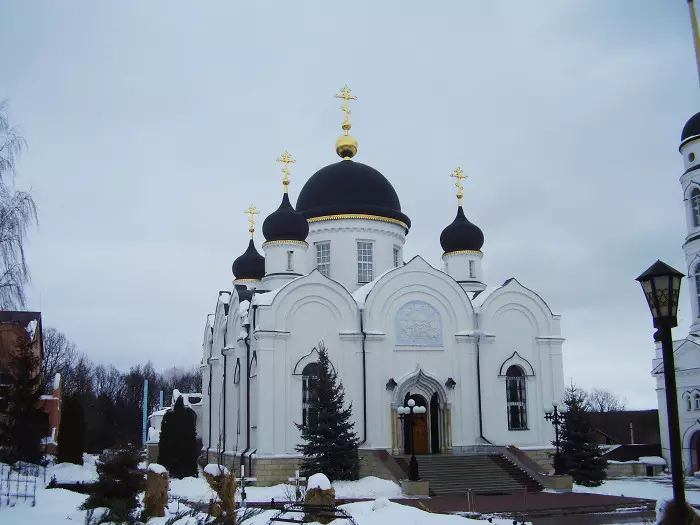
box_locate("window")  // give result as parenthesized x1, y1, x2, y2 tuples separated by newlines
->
(693, 188, 700, 227)
(688, 395, 693, 412)
(287, 251, 294, 272)
(469, 260, 475, 279)
(316, 242, 330, 278)
(691, 152, 696, 163)
(357, 241, 373, 283)
(695, 392, 700, 411)
(302, 362, 321, 427)
(506, 365, 527, 430)
(393, 246, 400, 268)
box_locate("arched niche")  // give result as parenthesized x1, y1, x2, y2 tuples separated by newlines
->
(498, 351, 536, 377)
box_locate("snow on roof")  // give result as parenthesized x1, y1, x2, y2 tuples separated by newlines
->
(471, 285, 498, 308)
(53, 373, 61, 391)
(639, 456, 666, 466)
(252, 276, 304, 307)
(219, 292, 231, 304)
(239, 300, 250, 317)
(352, 268, 396, 309)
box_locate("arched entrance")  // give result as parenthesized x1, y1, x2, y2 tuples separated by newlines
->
(392, 369, 451, 455)
(690, 431, 700, 473)
(403, 394, 429, 455)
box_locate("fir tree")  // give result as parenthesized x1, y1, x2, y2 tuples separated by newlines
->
(157, 396, 199, 479)
(295, 342, 359, 481)
(56, 393, 85, 465)
(82, 446, 145, 523)
(559, 385, 607, 487)
(0, 335, 44, 464)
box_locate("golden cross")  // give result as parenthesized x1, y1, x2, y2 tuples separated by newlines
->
(244, 204, 260, 238)
(450, 167, 468, 206)
(334, 85, 357, 134)
(276, 151, 296, 193)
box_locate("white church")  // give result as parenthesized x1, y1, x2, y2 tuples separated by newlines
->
(654, 111, 700, 474)
(200, 88, 565, 484)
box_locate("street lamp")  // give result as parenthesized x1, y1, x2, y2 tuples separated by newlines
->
(544, 402, 568, 475)
(637, 260, 685, 515)
(397, 398, 427, 481)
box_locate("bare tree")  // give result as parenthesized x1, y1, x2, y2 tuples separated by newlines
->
(40, 327, 77, 393)
(587, 388, 627, 412)
(0, 101, 37, 309)
(62, 356, 94, 397)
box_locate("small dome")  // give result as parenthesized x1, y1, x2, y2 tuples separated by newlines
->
(682, 111, 700, 143)
(262, 193, 309, 242)
(296, 160, 411, 230)
(231, 240, 265, 281)
(440, 206, 484, 254)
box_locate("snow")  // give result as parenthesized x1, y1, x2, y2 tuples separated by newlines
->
(252, 277, 303, 306)
(47, 456, 99, 484)
(148, 463, 168, 475)
(53, 373, 61, 391)
(40, 394, 56, 400)
(204, 463, 229, 476)
(25, 319, 37, 339)
(639, 456, 666, 466)
(352, 269, 396, 309)
(239, 300, 250, 317)
(219, 292, 230, 304)
(307, 473, 332, 490)
(333, 477, 402, 499)
(238, 329, 248, 340)
(574, 477, 700, 505)
(169, 475, 217, 502)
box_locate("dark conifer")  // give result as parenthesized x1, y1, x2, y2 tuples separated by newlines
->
(559, 386, 607, 487)
(157, 396, 199, 478)
(295, 342, 359, 481)
(82, 446, 145, 522)
(0, 336, 44, 464)
(56, 393, 85, 465)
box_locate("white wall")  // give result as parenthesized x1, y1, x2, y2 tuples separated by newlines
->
(305, 218, 406, 293)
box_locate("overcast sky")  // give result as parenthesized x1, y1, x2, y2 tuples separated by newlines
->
(0, 1, 697, 409)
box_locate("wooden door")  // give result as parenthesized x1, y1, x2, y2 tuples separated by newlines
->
(412, 413, 429, 454)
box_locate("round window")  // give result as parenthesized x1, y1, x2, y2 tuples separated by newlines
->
(691, 152, 696, 162)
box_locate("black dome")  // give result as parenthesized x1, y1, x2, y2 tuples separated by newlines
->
(296, 160, 411, 230)
(232, 240, 265, 281)
(440, 206, 484, 253)
(682, 111, 700, 143)
(262, 193, 309, 242)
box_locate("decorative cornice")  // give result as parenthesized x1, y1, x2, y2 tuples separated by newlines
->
(535, 336, 566, 344)
(253, 329, 290, 340)
(442, 249, 483, 258)
(680, 136, 700, 152)
(339, 330, 364, 341)
(307, 213, 408, 231)
(308, 223, 405, 242)
(233, 278, 261, 285)
(262, 240, 309, 248)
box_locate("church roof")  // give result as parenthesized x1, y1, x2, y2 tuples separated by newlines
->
(231, 240, 265, 281)
(682, 111, 700, 145)
(296, 160, 411, 231)
(440, 205, 484, 254)
(262, 193, 309, 243)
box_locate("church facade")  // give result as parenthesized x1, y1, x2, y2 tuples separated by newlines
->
(654, 111, 700, 474)
(200, 89, 565, 482)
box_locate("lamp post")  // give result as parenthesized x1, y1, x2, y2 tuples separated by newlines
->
(636, 260, 685, 515)
(397, 398, 427, 481)
(544, 402, 568, 475)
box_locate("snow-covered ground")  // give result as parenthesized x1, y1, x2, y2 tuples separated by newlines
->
(169, 474, 403, 503)
(574, 477, 700, 505)
(2, 459, 514, 524)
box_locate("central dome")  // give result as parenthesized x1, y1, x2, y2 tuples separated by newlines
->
(682, 111, 700, 143)
(296, 160, 411, 231)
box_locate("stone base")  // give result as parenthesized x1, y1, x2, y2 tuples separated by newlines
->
(400, 480, 429, 497)
(541, 474, 573, 491)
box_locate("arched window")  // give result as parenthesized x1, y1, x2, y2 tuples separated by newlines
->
(694, 392, 700, 411)
(302, 362, 321, 427)
(695, 264, 700, 317)
(688, 395, 693, 412)
(692, 188, 700, 227)
(506, 365, 527, 430)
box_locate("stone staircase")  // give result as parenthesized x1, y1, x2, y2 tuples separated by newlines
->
(394, 454, 544, 496)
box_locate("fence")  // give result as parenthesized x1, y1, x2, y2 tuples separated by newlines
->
(0, 461, 44, 507)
